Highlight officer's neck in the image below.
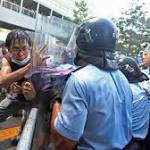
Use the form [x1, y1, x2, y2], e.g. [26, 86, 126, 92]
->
[77, 59, 88, 66]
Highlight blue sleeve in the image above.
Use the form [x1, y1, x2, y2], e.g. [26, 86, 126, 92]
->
[55, 74, 88, 141]
[131, 84, 149, 139]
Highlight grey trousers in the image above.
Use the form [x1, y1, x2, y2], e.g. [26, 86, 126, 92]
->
[0, 94, 25, 122]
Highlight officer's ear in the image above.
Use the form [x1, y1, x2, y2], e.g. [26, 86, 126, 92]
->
[74, 47, 80, 54]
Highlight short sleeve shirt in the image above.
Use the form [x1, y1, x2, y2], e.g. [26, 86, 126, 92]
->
[130, 83, 149, 139]
[55, 65, 132, 150]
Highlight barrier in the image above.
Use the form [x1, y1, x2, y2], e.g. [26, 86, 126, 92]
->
[16, 108, 38, 150]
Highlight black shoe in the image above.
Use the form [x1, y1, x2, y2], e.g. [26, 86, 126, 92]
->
[11, 136, 20, 146]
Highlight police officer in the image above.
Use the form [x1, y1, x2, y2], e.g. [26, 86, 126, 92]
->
[140, 44, 150, 150]
[141, 44, 150, 77]
[50, 18, 133, 150]
[118, 57, 150, 150]
[140, 44, 150, 94]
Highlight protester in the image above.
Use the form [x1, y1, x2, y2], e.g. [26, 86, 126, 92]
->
[0, 29, 35, 122]
[0, 41, 31, 87]
[50, 18, 133, 150]
[0, 29, 51, 149]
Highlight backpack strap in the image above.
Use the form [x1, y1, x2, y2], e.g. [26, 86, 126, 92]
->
[65, 65, 87, 82]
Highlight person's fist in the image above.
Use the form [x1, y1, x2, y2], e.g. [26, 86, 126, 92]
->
[22, 81, 36, 101]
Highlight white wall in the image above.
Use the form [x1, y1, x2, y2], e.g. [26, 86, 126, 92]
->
[0, 6, 36, 30]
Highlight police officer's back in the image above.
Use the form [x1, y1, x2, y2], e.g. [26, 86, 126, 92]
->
[51, 18, 133, 150]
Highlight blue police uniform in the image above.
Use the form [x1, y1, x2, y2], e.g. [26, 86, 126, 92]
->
[55, 65, 132, 150]
[130, 83, 149, 139]
[141, 68, 150, 113]
[141, 68, 150, 90]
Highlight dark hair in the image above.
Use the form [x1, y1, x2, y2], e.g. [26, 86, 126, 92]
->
[5, 29, 31, 50]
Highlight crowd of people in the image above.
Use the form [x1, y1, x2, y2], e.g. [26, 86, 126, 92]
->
[0, 17, 150, 150]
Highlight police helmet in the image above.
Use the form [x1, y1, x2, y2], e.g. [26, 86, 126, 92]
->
[76, 18, 118, 55]
[118, 57, 149, 83]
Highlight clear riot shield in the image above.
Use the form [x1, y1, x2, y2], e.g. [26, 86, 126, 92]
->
[26, 14, 78, 94]
[31, 14, 77, 68]
[14, 15, 79, 150]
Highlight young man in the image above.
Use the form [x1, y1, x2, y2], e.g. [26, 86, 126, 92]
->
[0, 41, 31, 87]
[0, 29, 51, 149]
[51, 18, 133, 150]
[0, 29, 36, 122]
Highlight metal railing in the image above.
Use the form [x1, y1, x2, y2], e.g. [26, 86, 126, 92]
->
[22, 7, 36, 18]
[16, 108, 38, 150]
[2, 0, 20, 13]
[1, 0, 36, 18]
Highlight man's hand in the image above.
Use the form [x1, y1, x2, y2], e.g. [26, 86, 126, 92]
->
[10, 82, 22, 94]
[0, 62, 31, 87]
[50, 101, 77, 150]
[16, 63, 31, 80]
[32, 44, 49, 67]
[22, 81, 36, 101]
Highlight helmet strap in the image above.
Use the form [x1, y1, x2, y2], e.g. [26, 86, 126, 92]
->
[75, 50, 118, 70]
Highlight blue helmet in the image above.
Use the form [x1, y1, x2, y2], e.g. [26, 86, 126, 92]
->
[76, 18, 118, 55]
[75, 18, 118, 70]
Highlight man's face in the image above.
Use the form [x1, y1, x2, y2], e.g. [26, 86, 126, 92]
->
[10, 39, 30, 61]
[142, 51, 150, 67]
